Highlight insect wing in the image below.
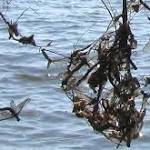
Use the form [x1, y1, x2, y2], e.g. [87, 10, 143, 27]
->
[46, 40, 53, 47]
[15, 98, 31, 114]
[10, 100, 17, 110]
[47, 61, 51, 69]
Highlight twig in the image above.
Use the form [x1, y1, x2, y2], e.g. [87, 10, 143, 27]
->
[140, 0, 150, 11]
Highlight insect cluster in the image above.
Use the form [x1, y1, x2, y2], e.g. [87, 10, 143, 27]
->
[60, 0, 150, 148]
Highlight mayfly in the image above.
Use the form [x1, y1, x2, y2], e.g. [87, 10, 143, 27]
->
[0, 98, 31, 121]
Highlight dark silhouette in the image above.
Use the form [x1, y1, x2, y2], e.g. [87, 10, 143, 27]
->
[0, 98, 31, 121]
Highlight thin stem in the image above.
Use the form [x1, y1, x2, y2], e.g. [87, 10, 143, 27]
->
[122, 0, 127, 24]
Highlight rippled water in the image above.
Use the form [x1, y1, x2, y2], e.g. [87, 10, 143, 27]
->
[0, 0, 150, 149]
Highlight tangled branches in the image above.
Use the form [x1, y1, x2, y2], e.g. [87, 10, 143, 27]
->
[60, 0, 150, 148]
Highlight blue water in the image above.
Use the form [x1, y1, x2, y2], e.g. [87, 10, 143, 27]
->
[0, 0, 150, 149]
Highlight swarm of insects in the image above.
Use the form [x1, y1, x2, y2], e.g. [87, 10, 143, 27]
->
[60, 0, 150, 148]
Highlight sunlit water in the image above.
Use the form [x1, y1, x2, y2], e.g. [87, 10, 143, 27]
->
[0, 0, 150, 149]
